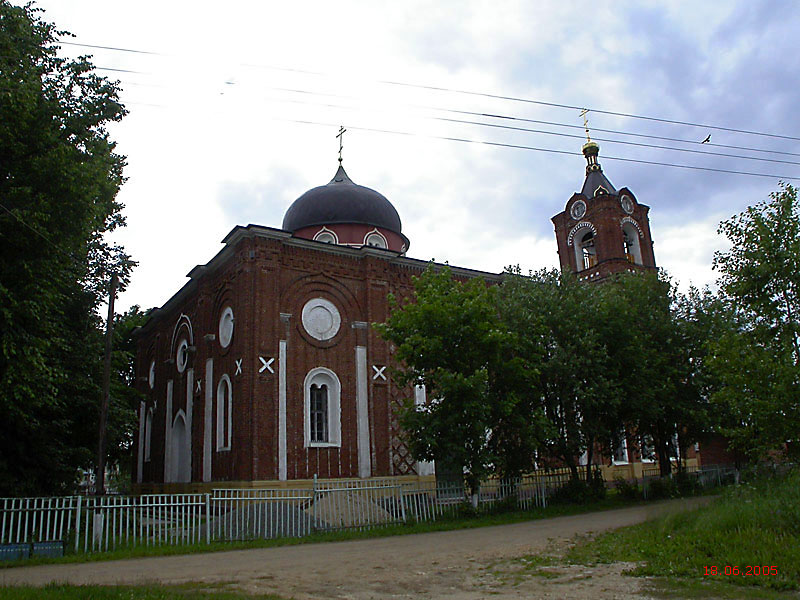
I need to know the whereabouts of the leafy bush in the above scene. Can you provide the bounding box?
[645,476,677,499]
[589,468,607,500]
[491,492,519,514]
[613,476,641,500]
[674,470,700,496]
[551,470,606,504]
[455,501,479,518]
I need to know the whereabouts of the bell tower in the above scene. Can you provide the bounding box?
[552,141,656,281]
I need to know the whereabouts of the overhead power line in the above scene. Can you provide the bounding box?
[59,39,800,144]
[279,118,800,182]
[379,79,800,143]
[105,74,800,167]
[59,40,161,56]
[229,89,800,167]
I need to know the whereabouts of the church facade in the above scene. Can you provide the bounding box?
[133,142,705,491]
[132,162,498,490]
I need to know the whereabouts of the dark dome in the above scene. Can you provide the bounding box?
[282,165,403,235]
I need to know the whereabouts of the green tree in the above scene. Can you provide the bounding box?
[709,183,800,458]
[673,286,733,462]
[504,268,618,481]
[0,2,133,495]
[602,272,695,477]
[377,266,529,497]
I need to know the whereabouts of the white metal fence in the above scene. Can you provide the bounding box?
[0,465,737,559]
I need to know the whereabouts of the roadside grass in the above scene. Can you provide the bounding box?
[646,577,799,599]
[0,582,285,599]
[0,492,657,568]
[567,469,800,593]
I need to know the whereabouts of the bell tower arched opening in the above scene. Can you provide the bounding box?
[622,222,643,265]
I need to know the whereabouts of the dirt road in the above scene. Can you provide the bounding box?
[0,497,712,599]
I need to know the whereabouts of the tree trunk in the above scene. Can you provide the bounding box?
[657,438,672,477]
[585,441,594,482]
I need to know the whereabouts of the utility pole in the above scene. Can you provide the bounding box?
[96,273,118,496]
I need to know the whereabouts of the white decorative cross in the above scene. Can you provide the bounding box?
[235,358,243,376]
[195,380,202,394]
[259,356,275,374]
[372,365,387,381]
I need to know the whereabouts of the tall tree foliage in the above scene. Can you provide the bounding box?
[376,266,542,494]
[502,269,618,481]
[601,272,697,476]
[0,2,134,495]
[710,183,800,458]
[381,266,710,485]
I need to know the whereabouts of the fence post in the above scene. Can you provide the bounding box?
[398,486,407,523]
[312,474,318,532]
[74,495,82,554]
[205,494,211,545]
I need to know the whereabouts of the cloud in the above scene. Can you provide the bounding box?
[216,173,306,227]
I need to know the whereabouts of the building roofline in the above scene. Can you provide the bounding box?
[135,224,501,336]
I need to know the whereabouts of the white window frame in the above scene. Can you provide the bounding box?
[176,338,189,373]
[578,230,597,271]
[613,433,629,464]
[304,367,341,448]
[363,228,388,249]
[621,222,643,265]
[640,434,656,463]
[218,306,234,349]
[216,374,232,451]
[313,226,338,244]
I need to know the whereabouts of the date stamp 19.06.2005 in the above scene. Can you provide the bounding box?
[704,565,777,576]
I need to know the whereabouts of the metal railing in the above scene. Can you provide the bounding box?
[0,465,737,558]
[1,496,77,546]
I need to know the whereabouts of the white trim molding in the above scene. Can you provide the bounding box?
[203,358,213,481]
[313,226,338,244]
[355,346,371,478]
[363,228,388,249]
[567,221,597,246]
[620,216,644,238]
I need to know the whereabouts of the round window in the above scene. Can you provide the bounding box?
[302,298,341,341]
[620,195,634,214]
[570,199,587,220]
[176,338,189,373]
[219,306,234,348]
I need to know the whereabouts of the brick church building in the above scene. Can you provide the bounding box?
[132,141,713,491]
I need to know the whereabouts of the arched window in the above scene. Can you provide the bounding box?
[304,367,341,447]
[310,384,328,442]
[171,412,191,483]
[364,229,388,249]
[579,231,597,270]
[313,227,338,244]
[216,374,232,451]
[621,222,643,265]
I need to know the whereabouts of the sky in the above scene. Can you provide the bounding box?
[22,0,800,311]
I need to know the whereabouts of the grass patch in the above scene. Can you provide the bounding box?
[0,582,285,599]
[647,577,798,599]
[568,469,800,593]
[1,492,646,568]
